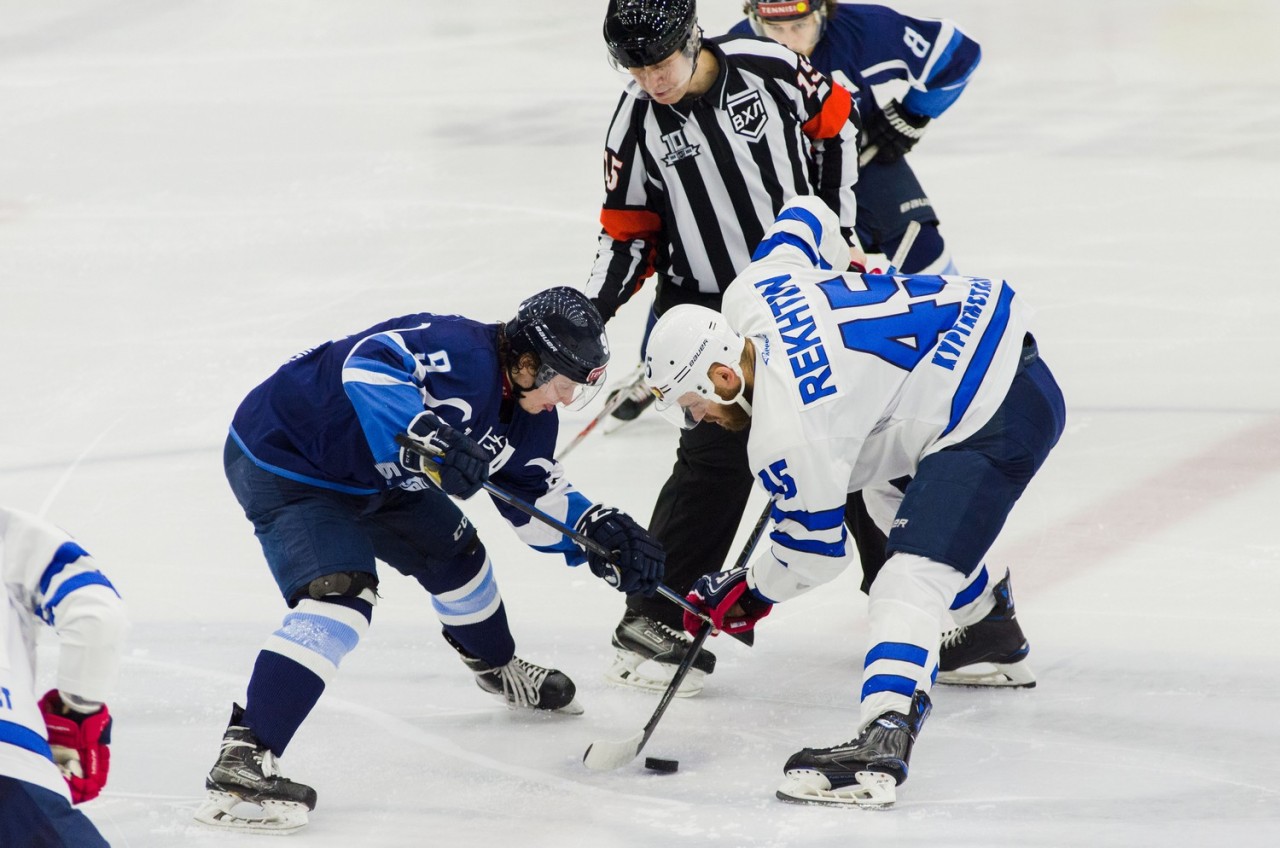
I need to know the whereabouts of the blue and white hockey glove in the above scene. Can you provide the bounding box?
[683,565,772,636]
[399,411,490,499]
[575,504,664,597]
[863,100,931,164]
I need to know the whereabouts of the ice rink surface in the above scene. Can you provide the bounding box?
[2,1,1278,845]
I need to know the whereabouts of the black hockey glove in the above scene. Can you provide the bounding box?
[683,565,772,636]
[862,100,931,164]
[575,504,664,597]
[399,411,490,499]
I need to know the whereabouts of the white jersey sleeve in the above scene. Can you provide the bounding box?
[724,196,1032,601]
[2,507,127,796]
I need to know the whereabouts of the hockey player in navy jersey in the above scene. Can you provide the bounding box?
[1,507,127,847]
[589,0,864,698]
[647,196,1065,807]
[195,287,664,833]
[733,1,981,276]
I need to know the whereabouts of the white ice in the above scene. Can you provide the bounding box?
[2,1,1278,845]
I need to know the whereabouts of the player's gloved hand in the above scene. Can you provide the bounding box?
[575,504,664,596]
[683,565,773,636]
[862,100,931,164]
[39,689,112,804]
[399,411,490,499]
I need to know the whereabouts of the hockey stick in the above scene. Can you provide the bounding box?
[394,433,723,630]
[581,498,774,771]
[858,144,878,167]
[889,220,921,272]
[582,620,712,771]
[554,368,642,461]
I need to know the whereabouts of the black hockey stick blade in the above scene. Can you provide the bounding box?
[583,620,714,771]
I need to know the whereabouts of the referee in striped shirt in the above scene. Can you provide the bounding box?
[588,0,865,693]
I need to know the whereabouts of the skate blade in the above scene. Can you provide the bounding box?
[937,659,1036,688]
[775,771,896,809]
[194,791,310,834]
[604,652,704,697]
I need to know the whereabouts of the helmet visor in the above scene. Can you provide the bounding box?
[655,389,713,430]
[535,363,606,412]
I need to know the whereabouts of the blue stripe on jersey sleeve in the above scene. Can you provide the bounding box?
[943,284,1014,437]
[752,232,831,270]
[904,32,981,117]
[39,571,120,624]
[770,528,847,558]
[0,720,54,762]
[770,504,846,532]
[38,541,89,595]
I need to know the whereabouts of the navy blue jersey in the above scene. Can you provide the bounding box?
[230,315,592,562]
[730,3,981,119]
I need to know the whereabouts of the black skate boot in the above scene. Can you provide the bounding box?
[446,631,582,715]
[193,704,316,833]
[607,609,717,697]
[607,379,656,422]
[938,573,1036,688]
[777,690,931,808]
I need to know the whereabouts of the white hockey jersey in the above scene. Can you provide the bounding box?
[722,196,1032,603]
[1,507,126,799]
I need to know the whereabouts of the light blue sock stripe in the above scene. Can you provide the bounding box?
[431,567,500,619]
[276,611,362,667]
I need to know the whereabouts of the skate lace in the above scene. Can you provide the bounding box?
[495,658,549,707]
[940,625,969,649]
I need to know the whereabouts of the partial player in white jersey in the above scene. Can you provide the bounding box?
[1,506,127,846]
[645,195,1066,807]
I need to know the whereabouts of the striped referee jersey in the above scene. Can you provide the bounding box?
[587,34,861,322]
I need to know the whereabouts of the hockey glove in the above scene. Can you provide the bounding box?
[575,504,664,596]
[862,100,931,164]
[39,690,112,804]
[683,565,772,637]
[399,410,490,499]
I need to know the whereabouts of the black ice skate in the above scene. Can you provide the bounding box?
[193,704,316,834]
[777,690,932,808]
[446,631,583,715]
[607,379,656,422]
[607,609,717,697]
[938,573,1036,688]
[598,368,656,435]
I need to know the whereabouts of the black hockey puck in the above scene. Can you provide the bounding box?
[644,757,679,773]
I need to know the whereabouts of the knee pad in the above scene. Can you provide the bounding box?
[300,570,379,603]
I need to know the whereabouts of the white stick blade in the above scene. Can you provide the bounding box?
[582,732,644,771]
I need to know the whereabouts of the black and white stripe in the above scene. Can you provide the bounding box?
[588,35,860,321]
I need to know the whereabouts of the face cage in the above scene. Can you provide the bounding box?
[534,362,606,412]
[608,25,701,72]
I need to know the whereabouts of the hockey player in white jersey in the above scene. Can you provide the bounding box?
[646,195,1065,806]
[1,506,127,846]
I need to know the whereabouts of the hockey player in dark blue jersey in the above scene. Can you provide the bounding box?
[194,287,664,833]
[732,1,981,276]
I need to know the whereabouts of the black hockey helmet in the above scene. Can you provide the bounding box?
[604,0,698,69]
[504,287,610,388]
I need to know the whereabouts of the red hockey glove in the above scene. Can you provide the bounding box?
[683,565,772,636]
[39,690,113,803]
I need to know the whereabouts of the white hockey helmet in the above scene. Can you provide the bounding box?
[644,304,750,429]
